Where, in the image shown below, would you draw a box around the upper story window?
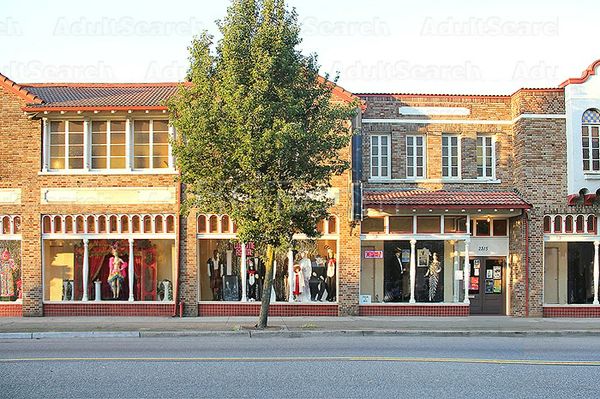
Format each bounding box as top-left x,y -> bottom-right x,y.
441,134 -> 460,178
50,120 -> 84,170
582,109 -> 600,172
476,134 -> 495,179
370,135 -> 390,179
45,118 -> 172,172
91,120 -> 126,169
406,135 -> 425,178
134,120 -> 170,169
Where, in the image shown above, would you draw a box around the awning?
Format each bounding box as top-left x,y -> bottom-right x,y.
363,190 -> 531,210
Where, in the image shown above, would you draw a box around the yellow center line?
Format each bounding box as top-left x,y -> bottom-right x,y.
0,356 -> 599,366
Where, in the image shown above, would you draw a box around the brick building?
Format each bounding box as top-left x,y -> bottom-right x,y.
1,59 -> 599,318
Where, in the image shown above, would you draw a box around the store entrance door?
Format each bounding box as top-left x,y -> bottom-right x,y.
468,257 -> 506,315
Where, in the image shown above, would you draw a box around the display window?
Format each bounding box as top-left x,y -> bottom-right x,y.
544,242 -> 599,305
360,240 -> 464,304
198,238 -> 338,303
0,240 -> 21,302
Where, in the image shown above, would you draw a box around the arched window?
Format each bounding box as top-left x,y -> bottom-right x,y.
166,215 -> 175,233
198,215 -> 207,233
143,215 -> 152,233
53,216 -> 62,233
587,215 -> 596,233
98,215 -> 107,233
209,215 -> 218,233
109,215 -> 118,233
582,109 -> 600,172
543,216 -> 551,233
565,215 -> 573,233
87,215 -> 96,233
132,215 -> 141,233
328,216 -> 338,234
43,216 -> 52,234
13,216 -> 21,234
221,215 -> 230,233
120,215 -> 129,233
155,215 -> 164,233
553,215 -> 562,233
576,215 -> 585,233
65,215 -> 74,233
76,215 -> 85,233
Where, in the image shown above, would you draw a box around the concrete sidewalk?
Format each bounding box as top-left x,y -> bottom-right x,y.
1,316 -> 600,338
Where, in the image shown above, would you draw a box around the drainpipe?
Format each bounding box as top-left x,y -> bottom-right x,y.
524,209 -> 530,317
173,181 -> 182,317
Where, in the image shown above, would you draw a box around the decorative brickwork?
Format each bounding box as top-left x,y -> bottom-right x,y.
359,304 -> 469,316
43,303 -> 173,316
198,303 -> 338,317
543,306 -> 600,318
0,304 -> 23,317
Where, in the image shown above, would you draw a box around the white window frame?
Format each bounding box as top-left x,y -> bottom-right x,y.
476,134 -> 496,179
441,134 -> 460,179
582,123 -> 600,173
406,135 -> 426,179
91,120 -> 128,170
370,134 -> 391,179
44,118 -> 174,173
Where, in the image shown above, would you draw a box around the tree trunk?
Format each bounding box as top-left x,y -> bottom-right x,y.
256,244 -> 275,329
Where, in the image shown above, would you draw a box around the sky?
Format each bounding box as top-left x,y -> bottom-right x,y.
0,0 -> 597,94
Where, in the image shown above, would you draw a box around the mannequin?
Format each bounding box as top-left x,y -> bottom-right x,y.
325,246 -> 337,302
299,251 -> 312,302
394,248 -> 409,300
292,264 -> 304,301
108,247 -> 127,299
314,254 -> 327,301
0,249 -> 16,298
425,252 -> 442,301
247,259 -> 258,301
207,249 -> 223,300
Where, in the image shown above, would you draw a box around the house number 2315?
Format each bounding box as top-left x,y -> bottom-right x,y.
478,246 -> 489,252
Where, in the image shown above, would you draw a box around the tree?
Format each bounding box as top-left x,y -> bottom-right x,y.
168,0 -> 357,329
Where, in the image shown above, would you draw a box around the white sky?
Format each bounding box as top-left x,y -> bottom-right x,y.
0,0 -> 596,94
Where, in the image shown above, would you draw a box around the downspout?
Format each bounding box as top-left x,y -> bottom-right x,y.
173,180 -> 182,317
524,209 -> 530,317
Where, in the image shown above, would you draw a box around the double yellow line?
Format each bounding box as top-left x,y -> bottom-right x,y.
0,356 -> 599,366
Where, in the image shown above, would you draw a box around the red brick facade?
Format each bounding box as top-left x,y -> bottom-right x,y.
1,60 -> 599,318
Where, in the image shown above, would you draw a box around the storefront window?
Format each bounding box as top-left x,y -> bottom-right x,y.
43,239 -> 175,301
0,241 -> 21,302
416,216 -> 440,234
544,242 -> 596,304
389,217 -> 412,234
444,216 -> 467,233
362,217 -> 385,234
199,239 -> 338,303
493,219 -> 507,236
360,240 -> 461,304
475,220 -> 491,236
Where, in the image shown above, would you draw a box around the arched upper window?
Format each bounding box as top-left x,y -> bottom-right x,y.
582,109 -> 600,172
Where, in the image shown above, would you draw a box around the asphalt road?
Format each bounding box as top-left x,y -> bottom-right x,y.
1,335 -> 600,398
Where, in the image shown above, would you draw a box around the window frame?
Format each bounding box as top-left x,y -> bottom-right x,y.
370,134 -> 391,179
406,134 -> 426,179
441,133 -> 461,179
476,134 -> 496,179
49,120 -> 85,171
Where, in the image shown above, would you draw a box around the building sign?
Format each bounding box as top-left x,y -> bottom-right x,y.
364,250 -> 383,259
467,237 -> 509,257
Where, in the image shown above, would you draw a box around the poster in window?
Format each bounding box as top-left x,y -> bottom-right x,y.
493,265 -> 502,280
474,259 -> 480,276
222,275 -> 239,301
486,269 -> 493,279
470,276 -> 479,291
493,279 -> 502,293
485,279 -> 494,294
401,249 -> 410,263
417,248 -> 430,267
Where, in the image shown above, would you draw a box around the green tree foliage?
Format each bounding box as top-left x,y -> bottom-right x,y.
168,0 -> 357,328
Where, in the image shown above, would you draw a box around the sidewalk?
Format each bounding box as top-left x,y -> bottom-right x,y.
1,316 -> 600,338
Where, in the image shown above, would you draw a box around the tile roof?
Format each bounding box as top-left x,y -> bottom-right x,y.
21,83 -> 181,109
364,190 -> 531,209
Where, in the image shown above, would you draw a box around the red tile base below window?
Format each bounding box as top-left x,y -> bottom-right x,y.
198,303 -> 338,317
359,304 -> 470,316
543,306 -> 600,318
43,303 -> 173,317
0,303 -> 22,317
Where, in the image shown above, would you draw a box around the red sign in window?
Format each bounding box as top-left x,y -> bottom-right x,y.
364,250 -> 384,259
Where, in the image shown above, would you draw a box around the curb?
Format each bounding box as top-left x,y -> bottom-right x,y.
2,329 -> 600,339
